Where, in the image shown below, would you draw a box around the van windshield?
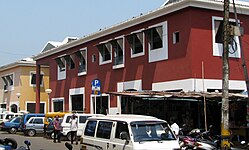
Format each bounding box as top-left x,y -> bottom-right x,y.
130,121 -> 176,142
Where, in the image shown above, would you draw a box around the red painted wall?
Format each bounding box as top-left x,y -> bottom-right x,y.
36,7 -> 249,112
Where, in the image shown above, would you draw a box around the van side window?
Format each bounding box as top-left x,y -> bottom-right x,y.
115,122 -> 129,139
84,120 -> 97,137
66,116 -> 72,123
79,116 -> 88,123
96,121 -> 112,139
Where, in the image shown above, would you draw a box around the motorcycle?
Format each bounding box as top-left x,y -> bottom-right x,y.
0,138 -> 73,150
0,138 -> 30,150
179,128 -> 218,150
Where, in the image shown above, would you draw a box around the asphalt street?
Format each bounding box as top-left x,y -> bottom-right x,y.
0,131 -> 80,150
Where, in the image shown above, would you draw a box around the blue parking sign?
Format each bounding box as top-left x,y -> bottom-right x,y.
92,79 -> 101,95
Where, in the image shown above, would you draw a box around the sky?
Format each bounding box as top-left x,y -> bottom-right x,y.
0,0 -> 248,66
0,0 -> 166,66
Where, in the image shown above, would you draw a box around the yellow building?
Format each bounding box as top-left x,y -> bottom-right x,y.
0,57 -> 49,113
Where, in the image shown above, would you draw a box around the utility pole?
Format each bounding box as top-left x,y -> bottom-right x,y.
221,0 -> 231,149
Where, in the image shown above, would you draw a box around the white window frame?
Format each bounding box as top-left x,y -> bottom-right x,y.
56,56 -> 66,80
90,93 -> 110,114
212,16 -> 241,58
25,101 -> 46,113
147,21 -> 168,63
69,87 -> 85,112
129,30 -> 145,58
98,42 -> 112,65
2,73 -> 14,91
51,97 -> 64,112
112,37 -> 125,69
30,71 -> 44,87
76,48 -> 87,76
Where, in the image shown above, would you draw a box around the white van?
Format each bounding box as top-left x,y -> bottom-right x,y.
61,113 -> 104,140
80,114 -> 180,150
0,112 -> 23,124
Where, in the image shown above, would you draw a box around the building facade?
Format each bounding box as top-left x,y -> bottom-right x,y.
0,58 -> 50,113
34,0 -> 249,127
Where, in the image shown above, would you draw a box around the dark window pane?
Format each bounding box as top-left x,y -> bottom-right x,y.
96,121 -> 112,139
84,121 -> 97,137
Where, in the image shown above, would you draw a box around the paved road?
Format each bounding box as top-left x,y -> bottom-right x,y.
0,131 -> 80,150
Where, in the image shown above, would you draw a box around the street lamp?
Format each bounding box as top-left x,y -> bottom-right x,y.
16,93 -> 21,112
45,89 -> 52,112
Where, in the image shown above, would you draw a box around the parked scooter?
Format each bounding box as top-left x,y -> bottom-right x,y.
179,128 -> 218,150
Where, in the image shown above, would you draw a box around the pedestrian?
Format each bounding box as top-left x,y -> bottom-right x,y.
69,113 -> 78,144
53,115 -> 61,143
170,118 -> 180,137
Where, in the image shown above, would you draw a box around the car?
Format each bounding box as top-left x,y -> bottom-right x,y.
80,114 -> 180,150
61,113 -> 104,141
1,116 -> 21,134
20,113 -> 45,131
23,116 -> 45,136
45,118 -> 63,139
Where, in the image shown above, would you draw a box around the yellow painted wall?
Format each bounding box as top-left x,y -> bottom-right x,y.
19,66 -> 50,112
0,64 -> 49,113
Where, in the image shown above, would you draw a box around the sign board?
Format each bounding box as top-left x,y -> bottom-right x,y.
91,79 -> 101,95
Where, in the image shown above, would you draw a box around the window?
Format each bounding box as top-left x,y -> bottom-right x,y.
128,32 -> 144,58
173,31 -> 180,44
96,121 -> 113,139
33,118 -> 43,124
212,16 -> 241,58
64,55 -> 75,69
6,74 -> 13,86
55,57 -> 66,71
2,74 -> 14,91
148,26 -> 163,50
52,98 -> 64,112
98,43 -> 112,65
146,21 -> 168,63
84,120 -> 97,137
75,49 -> 87,75
56,57 -> 66,80
111,38 -> 124,66
79,116 -> 90,123
30,72 -> 43,86
115,122 -> 129,139
2,76 -> 8,90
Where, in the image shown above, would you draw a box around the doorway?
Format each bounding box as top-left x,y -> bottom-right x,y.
91,95 -> 109,115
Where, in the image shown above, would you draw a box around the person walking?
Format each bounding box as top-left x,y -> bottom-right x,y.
53,115 -> 61,143
69,113 -> 78,144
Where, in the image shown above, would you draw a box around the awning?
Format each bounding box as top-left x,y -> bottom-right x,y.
107,91 -> 248,101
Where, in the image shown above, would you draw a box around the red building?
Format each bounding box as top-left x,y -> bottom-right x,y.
34,0 -> 249,129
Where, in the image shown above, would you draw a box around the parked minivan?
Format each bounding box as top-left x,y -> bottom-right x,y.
80,114 -> 180,150
20,113 -> 45,131
61,113 -> 104,140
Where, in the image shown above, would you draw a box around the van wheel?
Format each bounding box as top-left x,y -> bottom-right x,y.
9,127 -> 17,134
50,131 -> 55,139
66,132 -> 76,141
27,129 -> 36,137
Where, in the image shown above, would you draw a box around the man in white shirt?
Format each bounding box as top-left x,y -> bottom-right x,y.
69,113 -> 78,144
